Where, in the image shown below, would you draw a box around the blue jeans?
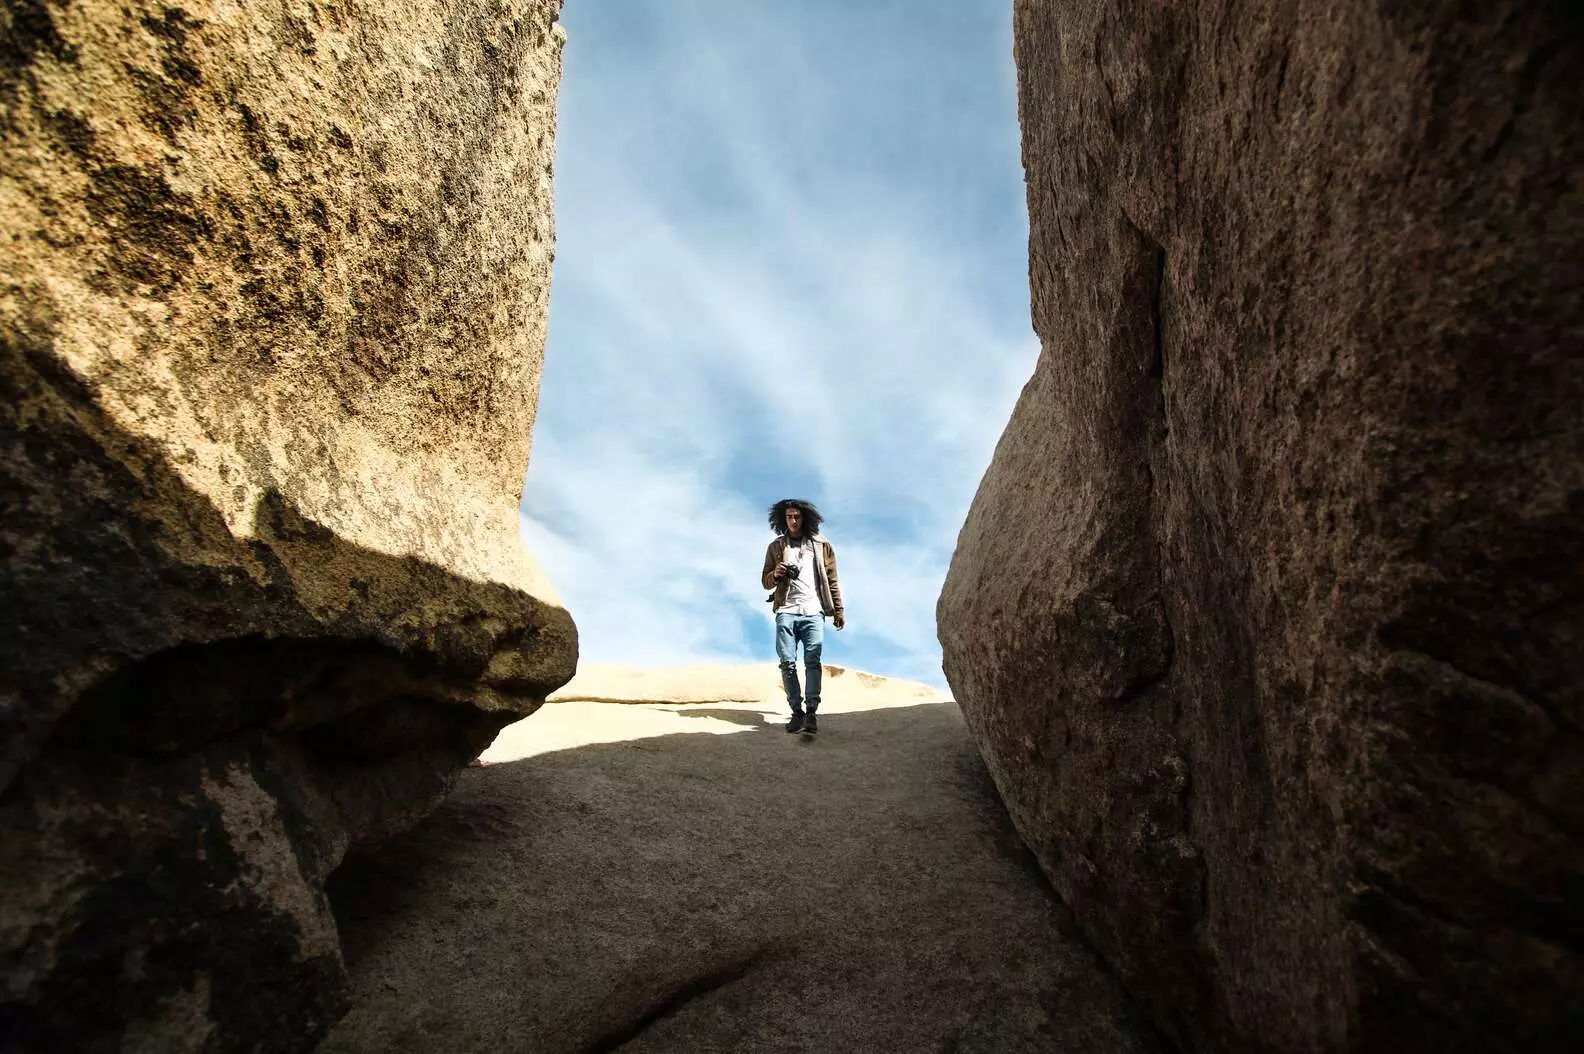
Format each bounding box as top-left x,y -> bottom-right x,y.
775,612 -> 824,714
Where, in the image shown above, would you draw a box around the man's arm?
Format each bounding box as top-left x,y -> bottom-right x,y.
761,540 -> 782,591
824,542 -> 845,629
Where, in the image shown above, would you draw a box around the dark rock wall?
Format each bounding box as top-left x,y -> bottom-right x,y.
938,1 -> 1582,1051
1,1 -> 573,1049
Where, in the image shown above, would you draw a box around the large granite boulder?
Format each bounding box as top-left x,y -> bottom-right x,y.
0,1 -> 574,1049
938,1 -> 1582,1051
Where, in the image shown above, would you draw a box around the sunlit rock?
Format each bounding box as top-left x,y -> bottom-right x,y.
548,660 -> 946,706
478,662 -> 950,761
0,1 -> 574,1048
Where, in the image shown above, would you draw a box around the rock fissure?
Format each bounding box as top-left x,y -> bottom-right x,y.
577,950 -> 780,1054
1352,865 -> 1584,959
1377,627 -> 1572,738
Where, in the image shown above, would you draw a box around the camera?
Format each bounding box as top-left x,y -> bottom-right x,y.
780,562 -> 801,580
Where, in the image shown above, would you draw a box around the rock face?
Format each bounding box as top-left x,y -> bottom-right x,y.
0,1 -> 573,1050
938,2 -> 1583,1052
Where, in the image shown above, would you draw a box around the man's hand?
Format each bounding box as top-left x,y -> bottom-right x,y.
833,613 -> 846,631
773,562 -> 788,580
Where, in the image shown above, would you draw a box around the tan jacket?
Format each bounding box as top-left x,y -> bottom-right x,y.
761,535 -> 843,618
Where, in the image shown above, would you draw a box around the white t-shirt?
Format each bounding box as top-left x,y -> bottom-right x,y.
779,538 -> 823,616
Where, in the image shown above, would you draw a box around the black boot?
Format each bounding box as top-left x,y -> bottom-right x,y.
803,713 -> 818,735
785,712 -> 806,734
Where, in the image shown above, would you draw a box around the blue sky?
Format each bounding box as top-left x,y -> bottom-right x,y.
519,1 -> 1035,688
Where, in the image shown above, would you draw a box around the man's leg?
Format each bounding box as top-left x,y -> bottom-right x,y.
800,614 -> 825,731
775,613 -> 805,731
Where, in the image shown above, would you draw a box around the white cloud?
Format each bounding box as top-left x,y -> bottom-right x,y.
521,435 -> 773,667
521,2 -> 1033,688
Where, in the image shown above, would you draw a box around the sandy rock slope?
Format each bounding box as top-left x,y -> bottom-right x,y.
321,671 -> 1158,1053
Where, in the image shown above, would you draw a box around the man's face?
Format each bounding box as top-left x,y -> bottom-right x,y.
785,507 -> 803,537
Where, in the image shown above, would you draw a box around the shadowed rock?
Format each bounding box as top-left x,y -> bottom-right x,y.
939,1 -> 1583,1051
322,700 -> 1162,1054
1,1 -> 573,1049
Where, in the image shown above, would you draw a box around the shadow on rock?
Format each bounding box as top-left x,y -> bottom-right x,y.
0,340 -> 575,1053
322,703 -> 1163,1054
668,708 -> 771,729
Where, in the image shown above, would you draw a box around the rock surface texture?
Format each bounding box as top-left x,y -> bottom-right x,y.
1,2 -> 573,1050
322,689 -> 1159,1054
938,2 -> 1582,1052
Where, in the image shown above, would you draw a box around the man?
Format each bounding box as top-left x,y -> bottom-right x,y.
761,499 -> 845,735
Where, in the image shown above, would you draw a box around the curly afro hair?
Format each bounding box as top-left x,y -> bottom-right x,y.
767,498 -> 824,538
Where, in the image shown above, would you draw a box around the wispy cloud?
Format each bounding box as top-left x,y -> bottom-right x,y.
521,1 -> 1033,686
